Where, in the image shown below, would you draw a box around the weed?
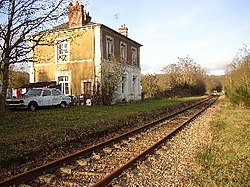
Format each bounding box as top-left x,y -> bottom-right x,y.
195,98 -> 250,186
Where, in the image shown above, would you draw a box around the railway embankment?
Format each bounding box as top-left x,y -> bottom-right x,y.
0,97 -> 202,180
1,96 -> 248,186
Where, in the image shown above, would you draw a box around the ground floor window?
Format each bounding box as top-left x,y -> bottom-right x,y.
58,76 -> 70,95
132,76 -> 137,95
121,75 -> 127,94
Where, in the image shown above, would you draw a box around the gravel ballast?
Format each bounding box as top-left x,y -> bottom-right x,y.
111,98 -> 221,186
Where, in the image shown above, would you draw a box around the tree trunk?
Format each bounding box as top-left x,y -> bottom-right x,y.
0,61 -> 10,121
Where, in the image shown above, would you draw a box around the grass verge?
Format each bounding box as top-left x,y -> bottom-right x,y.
195,98 -> 250,186
0,97 -> 199,169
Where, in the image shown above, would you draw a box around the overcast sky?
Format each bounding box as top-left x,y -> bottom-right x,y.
86,0 -> 250,75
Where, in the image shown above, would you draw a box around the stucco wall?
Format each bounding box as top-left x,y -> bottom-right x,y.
70,29 -> 94,61
33,28 -> 95,95
34,29 -> 94,63
35,61 -> 94,95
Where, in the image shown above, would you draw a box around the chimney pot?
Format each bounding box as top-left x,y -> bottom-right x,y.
68,1 -> 91,28
118,24 -> 128,37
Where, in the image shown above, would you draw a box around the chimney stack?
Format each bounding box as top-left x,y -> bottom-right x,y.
118,24 -> 128,37
68,1 -> 91,28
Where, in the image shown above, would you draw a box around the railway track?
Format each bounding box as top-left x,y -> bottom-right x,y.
0,96 -> 218,187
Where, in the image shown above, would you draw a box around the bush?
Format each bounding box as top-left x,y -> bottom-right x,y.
224,46 -> 250,107
229,86 -> 250,106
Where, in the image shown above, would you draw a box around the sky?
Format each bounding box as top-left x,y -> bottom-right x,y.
85,0 -> 250,75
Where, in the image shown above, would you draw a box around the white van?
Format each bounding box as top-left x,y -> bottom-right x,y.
6,88 -> 71,111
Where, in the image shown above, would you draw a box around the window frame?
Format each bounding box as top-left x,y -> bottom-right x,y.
42,90 -> 52,97
55,39 -> 70,63
121,74 -> 127,94
81,79 -> 93,96
120,41 -> 127,62
131,47 -> 138,66
58,75 -> 70,95
132,76 -> 137,95
83,82 -> 92,95
106,36 -> 114,61
52,89 -> 62,96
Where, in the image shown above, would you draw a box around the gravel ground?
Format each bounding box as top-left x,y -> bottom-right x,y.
111,97 -> 222,187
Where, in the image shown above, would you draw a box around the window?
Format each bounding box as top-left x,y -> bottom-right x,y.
42,90 -> 51,96
26,89 -> 42,96
132,76 -> 137,95
120,42 -> 127,61
56,39 -> 69,62
106,36 -> 114,61
58,76 -> 69,95
131,47 -> 137,66
121,75 -> 126,94
52,89 -> 62,96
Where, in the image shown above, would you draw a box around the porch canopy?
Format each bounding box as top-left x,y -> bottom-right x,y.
20,81 -> 57,89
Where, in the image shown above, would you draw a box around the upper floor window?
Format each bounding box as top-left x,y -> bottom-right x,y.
106,36 -> 114,61
120,41 -> 127,62
56,39 -> 69,63
131,47 -> 137,66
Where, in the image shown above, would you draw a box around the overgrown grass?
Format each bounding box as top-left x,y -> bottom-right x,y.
0,97 -> 198,169
195,98 -> 250,186
227,86 -> 250,107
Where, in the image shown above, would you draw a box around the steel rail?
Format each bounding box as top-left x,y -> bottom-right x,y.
0,96 -> 214,187
92,96 -> 218,187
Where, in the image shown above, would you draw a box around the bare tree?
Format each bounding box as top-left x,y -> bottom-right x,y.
141,74 -> 160,98
0,0 -> 69,119
162,56 -> 207,95
161,63 -> 181,88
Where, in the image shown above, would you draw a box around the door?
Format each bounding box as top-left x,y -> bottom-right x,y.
84,82 -> 92,98
52,89 -> 63,105
41,89 -> 53,106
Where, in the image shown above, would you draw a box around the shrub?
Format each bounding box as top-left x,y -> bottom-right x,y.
224,45 -> 250,107
229,86 -> 250,106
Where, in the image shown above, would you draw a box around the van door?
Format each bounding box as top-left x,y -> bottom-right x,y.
41,90 -> 53,106
52,89 -> 63,105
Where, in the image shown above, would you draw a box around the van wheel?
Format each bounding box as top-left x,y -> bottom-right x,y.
60,102 -> 67,108
28,102 -> 38,111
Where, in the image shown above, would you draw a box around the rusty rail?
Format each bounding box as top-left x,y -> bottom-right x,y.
92,96 -> 218,186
